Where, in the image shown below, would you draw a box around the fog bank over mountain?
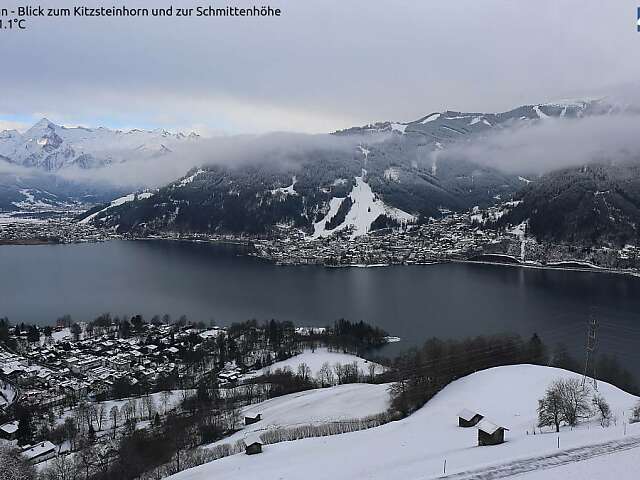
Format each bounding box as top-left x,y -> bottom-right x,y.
442,113 -> 640,176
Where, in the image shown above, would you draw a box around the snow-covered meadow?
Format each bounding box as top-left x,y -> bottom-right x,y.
203,382 -> 390,450
168,365 -> 640,480
243,347 -> 386,380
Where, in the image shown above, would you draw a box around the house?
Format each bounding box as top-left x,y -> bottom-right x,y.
457,408 -> 484,427
476,419 -> 509,446
244,412 -> 262,426
22,441 -> 57,464
0,420 -> 19,440
244,434 -> 263,455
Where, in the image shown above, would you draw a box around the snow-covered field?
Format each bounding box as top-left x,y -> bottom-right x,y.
204,383 -> 390,449
244,348 -> 385,379
515,444 -> 640,480
169,365 -> 639,480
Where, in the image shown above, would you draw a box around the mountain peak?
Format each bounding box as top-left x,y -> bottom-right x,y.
33,117 -> 55,128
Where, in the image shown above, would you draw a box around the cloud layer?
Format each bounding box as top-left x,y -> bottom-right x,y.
442,114 -> 640,176
1,0 -> 640,133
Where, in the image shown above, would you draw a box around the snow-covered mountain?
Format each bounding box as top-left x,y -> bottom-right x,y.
82,99 -> 620,237
0,118 -> 199,172
337,98 -> 608,139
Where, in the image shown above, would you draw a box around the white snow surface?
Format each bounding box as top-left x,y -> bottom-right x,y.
204,383 -> 390,449
245,348 -> 386,379
168,365 -> 639,480
421,113 -> 441,124
79,191 -> 154,224
390,123 -> 407,134
514,445 -> 640,480
178,169 -> 205,187
533,105 -> 549,119
311,176 -> 416,239
311,197 -> 345,238
270,176 -> 298,196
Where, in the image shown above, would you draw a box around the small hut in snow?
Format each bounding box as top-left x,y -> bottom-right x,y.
476,419 -> 509,446
244,411 -> 262,426
457,409 -> 484,427
244,433 -> 263,455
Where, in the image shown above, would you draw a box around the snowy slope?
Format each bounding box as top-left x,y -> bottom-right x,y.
514,444 -> 640,480
312,176 -> 416,239
79,191 -> 154,224
244,348 -> 386,379
168,365 -> 639,480
204,383 -> 390,449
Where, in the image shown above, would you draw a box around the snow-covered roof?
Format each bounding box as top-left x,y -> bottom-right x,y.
457,409 -> 482,421
22,441 -> 56,460
244,433 -> 263,446
245,411 -> 261,419
0,420 -> 19,434
476,419 -> 508,435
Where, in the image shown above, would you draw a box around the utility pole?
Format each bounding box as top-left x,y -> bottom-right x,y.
582,316 -> 598,390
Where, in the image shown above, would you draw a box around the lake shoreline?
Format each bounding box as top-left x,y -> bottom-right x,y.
3,235 -> 640,279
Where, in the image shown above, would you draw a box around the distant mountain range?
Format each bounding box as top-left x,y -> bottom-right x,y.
0,119 -> 199,212
76,99 -> 616,237
6,99 -> 640,247
0,118 -> 199,172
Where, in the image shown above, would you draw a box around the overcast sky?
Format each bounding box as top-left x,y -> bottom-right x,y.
1,0 -> 639,135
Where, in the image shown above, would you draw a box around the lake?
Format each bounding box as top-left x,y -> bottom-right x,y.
1,240 -> 640,370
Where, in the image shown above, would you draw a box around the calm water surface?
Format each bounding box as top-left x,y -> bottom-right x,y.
1,240 -> 640,368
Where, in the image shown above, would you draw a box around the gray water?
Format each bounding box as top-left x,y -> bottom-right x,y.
1,240 -> 639,368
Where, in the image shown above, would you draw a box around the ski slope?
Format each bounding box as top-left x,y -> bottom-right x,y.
169,365 -> 639,480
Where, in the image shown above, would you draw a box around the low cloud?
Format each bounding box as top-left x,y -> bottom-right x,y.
441,113 -> 640,176
56,131 -> 386,188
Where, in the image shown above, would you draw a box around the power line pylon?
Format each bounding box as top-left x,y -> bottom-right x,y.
582,316 -> 598,390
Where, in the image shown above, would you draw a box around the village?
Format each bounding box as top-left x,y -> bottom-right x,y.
3,201 -> 640,274
0,315 -> 394,471
0,212 -> 111,245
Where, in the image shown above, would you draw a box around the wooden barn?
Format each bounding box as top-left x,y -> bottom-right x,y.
476,419 -> 509,446
244,411 -> 262,426
457,409 -> 484,427
244,434 -> 263,455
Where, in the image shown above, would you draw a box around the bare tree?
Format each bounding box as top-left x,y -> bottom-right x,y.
592,394 -> 612,427
556,378 -> 591,426
0,443 -> 37,480
538,378 -> 592,432
296,363 -> 312,382
127,398 -> 138,420
538,383 -> 563,432
41,453 -> 81,480
334,363 -> 345,384
142,395 -> 156,420
96,403 -> 106,431
109,405 -> 119,438
367,363 -> 377,382
318,362 -> 335,387
161,391 -> 171,415
632,401 -> 640,423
